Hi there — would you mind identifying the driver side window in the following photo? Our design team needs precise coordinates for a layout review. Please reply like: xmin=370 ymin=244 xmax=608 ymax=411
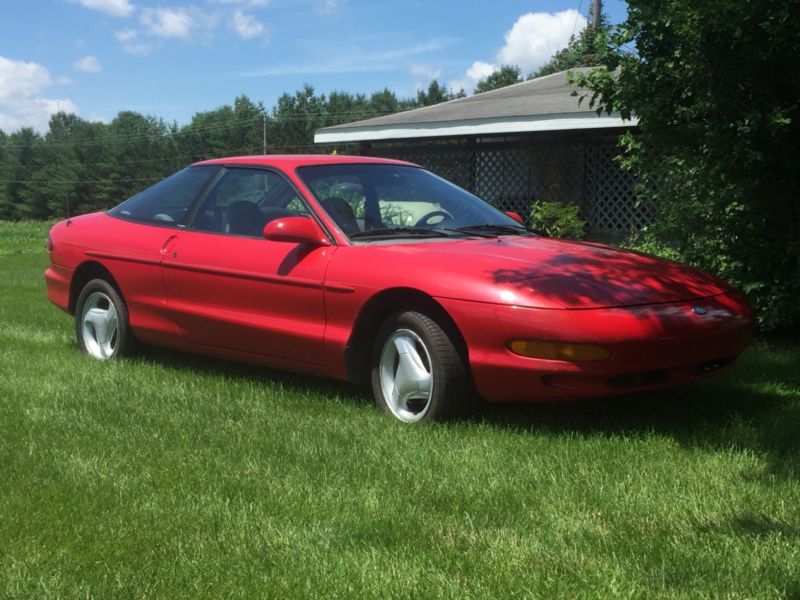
xmin=190 ymin=168 xmax=309 ymax=237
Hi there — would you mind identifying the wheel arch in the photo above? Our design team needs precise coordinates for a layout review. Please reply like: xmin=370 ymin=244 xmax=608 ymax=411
xmin=68 ymin=261 xmax=122 ymax=315
xmin=344 ymin=287 xmax=470 ymax=385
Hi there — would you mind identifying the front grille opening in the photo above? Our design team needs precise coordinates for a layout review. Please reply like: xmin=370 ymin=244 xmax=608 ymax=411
xmin=696 ymin=356 xmax=735 ymax=374
xmin=607 ymin=370 xmax=667 ymax=389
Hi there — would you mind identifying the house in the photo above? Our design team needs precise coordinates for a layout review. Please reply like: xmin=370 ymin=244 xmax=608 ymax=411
xmin=314 ymin=68 xmax=643 ymax=236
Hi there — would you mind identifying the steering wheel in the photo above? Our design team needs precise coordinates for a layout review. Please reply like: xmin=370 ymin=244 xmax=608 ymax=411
xmin=414 ymin=210 xmax=452 ymax=227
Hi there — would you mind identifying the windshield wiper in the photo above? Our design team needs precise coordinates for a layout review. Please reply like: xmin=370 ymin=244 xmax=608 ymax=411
xmin=453 ymin=223 xmax=533 ymax=236
xmin=349 ymin=226 xmax=453 ymax=239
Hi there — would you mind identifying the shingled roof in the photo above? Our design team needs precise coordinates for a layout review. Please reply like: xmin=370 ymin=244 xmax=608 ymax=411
xmin=314 ymin=68 xmax=636 ymax=144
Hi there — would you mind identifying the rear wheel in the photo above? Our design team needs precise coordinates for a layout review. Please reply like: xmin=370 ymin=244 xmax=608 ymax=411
xmin=74 ymin=278 xmax=134 ymax=360
xmin=371 ymin=311 xmax=471 ymax=423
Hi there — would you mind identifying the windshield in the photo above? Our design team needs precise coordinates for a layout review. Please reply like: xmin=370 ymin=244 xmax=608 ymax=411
xmin=296 ymin=163 xmax=525 ymax=240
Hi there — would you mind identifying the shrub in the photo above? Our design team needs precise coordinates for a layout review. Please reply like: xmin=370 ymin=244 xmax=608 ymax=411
xmin=529 ymin=200 xmax=587 ymax=240
xmin=571 ymin=0 xmax=800 ymax=332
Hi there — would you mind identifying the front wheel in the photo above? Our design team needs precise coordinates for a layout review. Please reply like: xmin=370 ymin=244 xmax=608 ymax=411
xmin=371 ymin=311 xmax=472 ymax=423
xmin=74 ymin=278 xmax=134 ymax=360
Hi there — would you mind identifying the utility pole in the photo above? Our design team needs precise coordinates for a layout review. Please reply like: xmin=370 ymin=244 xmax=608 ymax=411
xmin=592 ymin=0 xmax=602 ymax=30
xmin=262 ymin=113 xmax=267 ymax=155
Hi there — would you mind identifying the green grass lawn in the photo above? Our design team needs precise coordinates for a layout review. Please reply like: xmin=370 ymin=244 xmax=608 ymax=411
xmin=1 ymin=221 xmax=799 ymax=598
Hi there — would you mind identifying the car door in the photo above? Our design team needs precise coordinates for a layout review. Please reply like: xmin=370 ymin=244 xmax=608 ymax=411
xmin=101 ymin=165 xmax=221 ymax=345
xmin=161 ymin=166 xmax=335 ymax=368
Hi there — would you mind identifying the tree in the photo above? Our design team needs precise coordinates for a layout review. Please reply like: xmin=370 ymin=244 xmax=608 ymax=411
xmin=0 ymin=131 xmax=16 ymax=219
xmin=573 ymin=0 xmax=800 ymax=331
xmin=532 ymin=15 xmax=613 ymax=78
xmin=7 ymin=128 xmax=43 ymax=220
xmin=103 ymin=111 xmax=173 ymax=211
xmin=416 ymin=80 xmax=463 ymax=106
xmin=31 ymin=113 xmax=82 ymax=219
xmin=475 ymin=65 xmax=522 ymax=93
xmin=182 ymin=95 xmax=264 ymax=159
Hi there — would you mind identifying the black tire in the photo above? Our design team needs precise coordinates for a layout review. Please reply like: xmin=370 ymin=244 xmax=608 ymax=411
xmin=74 ymin=278 xmax=135 ymax=360
xmin=370 ymin=310 xmax=473 ymax=422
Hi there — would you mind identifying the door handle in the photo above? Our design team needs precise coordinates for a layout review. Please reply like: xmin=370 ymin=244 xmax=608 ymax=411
xmin=160 ymin=234 xmax=179 ymax=258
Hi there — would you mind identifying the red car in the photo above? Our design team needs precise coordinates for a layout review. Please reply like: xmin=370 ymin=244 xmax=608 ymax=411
xmin=45 ymin=155 xmax=753 ymax=422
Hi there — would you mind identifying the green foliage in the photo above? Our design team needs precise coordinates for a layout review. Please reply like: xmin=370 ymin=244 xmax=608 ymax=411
xmin=621 ymin=229 xmax=684 ymax=264
xmin=533 ymin=16 xmax=614 ymax=78
xmin=0 ymin=220 xmax=54 ymax=256
xmin=529 ymin=200 xmax=587 ymax=239
xmin=416 ymin=80 xmax=464 ymax=106
xmin=572 ymin=0 xmax=800 ymax=332
xmin=474 ymin=65 xmax=522 ymax=94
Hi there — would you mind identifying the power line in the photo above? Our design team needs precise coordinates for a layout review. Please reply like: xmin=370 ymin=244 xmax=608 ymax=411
xmin=0 ymin=110 xmax=403 ymax=150
xmin=5 ymin=139 xmax=346 ymax=173
xmin=0 ymin=143 xmax=355 ymax=184
xmin=0 ymin=117 xmax=264 ymax=150
xmin=573 ymin=0 xmax=586 ymax=37
xmin=6 ymin=144 xmax=262 ymax=172
xmin=0 ymin=176 xmax=165 ymax=185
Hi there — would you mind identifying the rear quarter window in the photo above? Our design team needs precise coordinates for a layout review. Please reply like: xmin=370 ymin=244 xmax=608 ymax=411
xmin=108 ymin=166 xmax=219 ymax=226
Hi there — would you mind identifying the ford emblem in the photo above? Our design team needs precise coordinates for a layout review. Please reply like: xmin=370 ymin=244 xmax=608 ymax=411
xmin=692 ymin=306 xmax=708 ymax=315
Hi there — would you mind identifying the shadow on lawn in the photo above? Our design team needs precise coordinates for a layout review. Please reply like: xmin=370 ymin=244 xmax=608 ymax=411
xmin=141 ymin=343 xmax=798 ymax=482
xmin=476 ymin=346 xmax=800 ymax=482
xmin=141 ymin=345 xmax=369 ymax=403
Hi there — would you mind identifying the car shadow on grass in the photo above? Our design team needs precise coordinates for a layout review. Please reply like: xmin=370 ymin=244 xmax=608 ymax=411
xmin=138 ymin=345 xmax=370 ymax=404
xmin=137 ymin=343 xmax=798 ymax=481
xmin=474 ymin=345 xmax=800 ymax=482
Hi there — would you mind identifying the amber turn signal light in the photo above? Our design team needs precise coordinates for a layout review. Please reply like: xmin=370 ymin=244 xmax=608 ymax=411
xmin=509 ymin=340 xmax=611 ymax=362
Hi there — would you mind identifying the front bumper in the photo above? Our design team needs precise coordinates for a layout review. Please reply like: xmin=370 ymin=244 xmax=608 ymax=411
xmin=44 ymin=264 xmax=73 ymax=313
xmin=438 ymin=292 xmax=754 ymax=402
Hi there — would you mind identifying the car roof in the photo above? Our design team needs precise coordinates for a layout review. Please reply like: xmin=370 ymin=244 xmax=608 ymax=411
xmin=192 ymin=154 xmax=419 ymax=169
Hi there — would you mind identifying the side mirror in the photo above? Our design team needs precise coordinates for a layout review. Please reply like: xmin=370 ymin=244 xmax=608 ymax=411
xmin=263 ymin=216 xmax=330 ymax=246
xmin=505 ymin=211 xmax=525 ymax=225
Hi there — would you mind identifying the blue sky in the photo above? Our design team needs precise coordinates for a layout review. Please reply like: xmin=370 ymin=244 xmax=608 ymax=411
xmin=0 ymin=0 xmax=628 ymax=132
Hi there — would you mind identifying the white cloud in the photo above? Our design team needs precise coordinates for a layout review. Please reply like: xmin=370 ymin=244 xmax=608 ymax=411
xmin=0 ymin=56 xmax=78 ymax=133
xmin=448 ymin=60 xmax=496 ymax=94
xmin=117 ymin=8 xmax=219 ymax=52
xmin=229 ymin=10 xmax=265 ymax=40
xmin=319 ymin=0 xmax=341 ymax=14
xmin=73 ymin=55 xmax=102 ymax=73
xmin=115 ymin=28 xmax=137 ymax=42
xmin=466 ymin=60 xmax=496 ymax=81
xmin=410 ymin=63 xmax=442 ymax=81
xmin=0 ymin=57 xmax=52 ymax=103
xmin=115 ymin=28 xmax=153 ymax=54
xmin=138 ymin=7 xmax=220 ymax=42
xmin=242 ymin=38 xmax=453 ymax=77
xmin=497 ymin=10 xmax=586 ymax=73
xmin=450 ymin=10 xmax=586 ymax=93
xmin=72 ymin=0 xmax=134 ymax=17
xmin=140 ymin=7 xmax=194 ymax=39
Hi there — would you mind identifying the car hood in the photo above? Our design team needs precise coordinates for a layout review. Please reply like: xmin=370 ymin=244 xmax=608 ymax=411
xmin=360 ymin=236 xmax=731 ymax=309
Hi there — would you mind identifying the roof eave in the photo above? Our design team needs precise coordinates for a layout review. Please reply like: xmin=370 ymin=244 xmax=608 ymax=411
xmin=315 ymin=112 xmax=638 ymax=144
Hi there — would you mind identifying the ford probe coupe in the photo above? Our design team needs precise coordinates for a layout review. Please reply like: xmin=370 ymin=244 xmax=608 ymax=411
xmin=45 ymin=155 xmax=754 ymax=423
